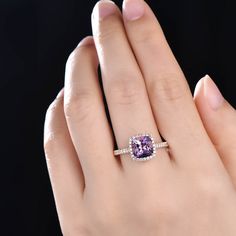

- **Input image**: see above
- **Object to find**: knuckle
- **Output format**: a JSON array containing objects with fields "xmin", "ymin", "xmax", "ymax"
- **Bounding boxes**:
[
  {"xmin": 94, "ymin": 21, "xmax": 121, "ymax": 45},
  {"xmin": 107, "ymin": 73, "xmax": 144, "ymax": 106},
  {"xmin": 149, "ymin": 73, "xmax": 188, "ymax": 102},
  {"xmin": 132, "ymin": 28, "xmax": 168, "ymax": 54},
  {"xmin": 64, "ymin": 90, "xmax": 95, "ymax": 123}
]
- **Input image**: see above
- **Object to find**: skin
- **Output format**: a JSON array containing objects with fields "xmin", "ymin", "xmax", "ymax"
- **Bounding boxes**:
[{"xmin": 44, "ymin": 0, "xmax": 236, "ymax": 235}]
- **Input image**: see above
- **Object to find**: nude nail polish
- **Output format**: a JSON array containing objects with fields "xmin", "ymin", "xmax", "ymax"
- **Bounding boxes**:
[
  {"xmin": 93, "ymin": 0, "xmax": 116, "ymax": 21},
  {"xmin": 123, "ymin": 0, "xmax": 145, "ymax": 21},
  {"xmin": 204, "ymin": 75, "xmax": 224, "ymax": 110}
]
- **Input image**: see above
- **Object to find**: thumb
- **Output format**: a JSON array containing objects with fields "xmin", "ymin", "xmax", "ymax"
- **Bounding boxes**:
[{"xmin": 194, "ymin": 75, "xmax": 236, "ymax": 185}]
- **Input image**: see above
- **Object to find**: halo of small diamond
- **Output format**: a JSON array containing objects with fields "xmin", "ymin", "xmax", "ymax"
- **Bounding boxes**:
[{"xmin": 129, "ymin": 133, "xmax": 156, "ymax": 161}]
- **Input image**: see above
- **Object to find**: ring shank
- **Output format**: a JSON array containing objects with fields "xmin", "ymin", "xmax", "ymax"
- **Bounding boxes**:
[
  {"xmin": 154, "ymin": 142, "xmax": 169, "ymax": 149},
  {"xmin": 114, "ymin": 148, "xmax": 130, "ymax": 156}
]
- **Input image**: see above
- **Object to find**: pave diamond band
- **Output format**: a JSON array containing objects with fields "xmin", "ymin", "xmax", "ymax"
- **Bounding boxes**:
[{"xmin": 114, "ymin": 134, "xmax": 168, "ymax": 161}]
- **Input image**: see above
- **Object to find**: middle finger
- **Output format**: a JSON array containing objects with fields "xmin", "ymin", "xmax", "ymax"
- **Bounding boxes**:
[{"xmin": 92, "ymin": 0, "xmax": 170, "ymax": 173}]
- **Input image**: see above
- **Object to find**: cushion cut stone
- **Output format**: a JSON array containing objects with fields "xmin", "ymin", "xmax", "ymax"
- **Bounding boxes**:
[{"xmin": 131, "ymin": 135, "xmax": 154, "ymax": 158}]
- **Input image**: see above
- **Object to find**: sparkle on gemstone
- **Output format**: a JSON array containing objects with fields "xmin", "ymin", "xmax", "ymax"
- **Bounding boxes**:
[{"xmin": 131, "ymin": 135, "xmax": 154, "ymax": 159}]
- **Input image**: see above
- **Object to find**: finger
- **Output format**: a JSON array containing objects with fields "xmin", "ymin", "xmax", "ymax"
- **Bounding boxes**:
[
  {"xmin": 64, "ymin": 36, "xmax": 119, "ymax": 186},
  {"xmin": 122, "ymin": 0, "xmax": 220, "ymax": 167},
  {"xmin": 44, "ymin": 90, "xmax": 84, "ymax": 230},
  {"xmin": 194, "ymin": 75, "xmax": 236, "ymax": 184},
  {"xmin": 91, "ymin": 0, "xmax": 170, "ymax": 171}
]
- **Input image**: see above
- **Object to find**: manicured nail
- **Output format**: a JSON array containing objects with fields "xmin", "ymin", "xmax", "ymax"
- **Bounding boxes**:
[
  {"xmin": 77, "ymin": 36, "xmax": 94, "ymax": 47},
  {"xmin": 194, "ymin": 78, "xmax": 203, "ymax": 98},
  {"xmin": 92, "ymin": 0, "xmax": 116, "ymax": 21},
  {"xmin": 204, "ymin": 75, "xmax": 224, "ymax": 110},
  {"xmin": 123, "ymin": 0, "xmax": 145, "ymax": 21}
]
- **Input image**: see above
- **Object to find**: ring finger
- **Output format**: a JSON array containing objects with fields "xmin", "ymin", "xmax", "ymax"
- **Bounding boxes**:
[
  {"xmin": 122, "ymin": 0, "xmax": 225, "ymax": 171},
  {"xmin": 92, "ymin": 1, "xmax": 170, "ymax": 174}
]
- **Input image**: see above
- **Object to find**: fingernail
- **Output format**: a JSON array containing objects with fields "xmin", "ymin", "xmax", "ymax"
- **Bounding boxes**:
[
  {"xmin": 92, "ymin": 0, "xmax": 116, "ymax": 21},
  {"xmin": 77, "ymin": 36, "xmax": 94, "ymax": 47},
  {"xmin": 123, "ymin": 0, "xmax": 145, "ymax": 21},
  {"xmin": 194, "ymin": 78, "xmax": 203, "ymax": 98},
  {"xmin": 203, "ymin": 75, "xmax": 224, "ymax": 110}
]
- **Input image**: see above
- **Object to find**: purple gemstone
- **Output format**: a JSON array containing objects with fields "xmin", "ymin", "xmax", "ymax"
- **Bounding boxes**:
[{"xmin": 131, "ymin": 135, "xmax": 154, "ymax": 159}]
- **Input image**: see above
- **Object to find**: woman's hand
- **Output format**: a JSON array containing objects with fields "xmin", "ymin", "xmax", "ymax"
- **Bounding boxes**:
[{"xmin": 44, "ymin": 0, "xmax": 236, "ymax": 235}]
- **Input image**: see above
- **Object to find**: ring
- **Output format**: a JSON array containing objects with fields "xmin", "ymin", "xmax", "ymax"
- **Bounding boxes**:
[{"xmin": 114, "ymin": 134, "xmax": 168, "ymax": 161}]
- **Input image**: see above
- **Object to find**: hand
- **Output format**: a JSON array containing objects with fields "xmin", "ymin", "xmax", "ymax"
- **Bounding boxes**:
[{"xmin": 44, "ymin": 0, "xmax": 236, "ymax": 235}]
